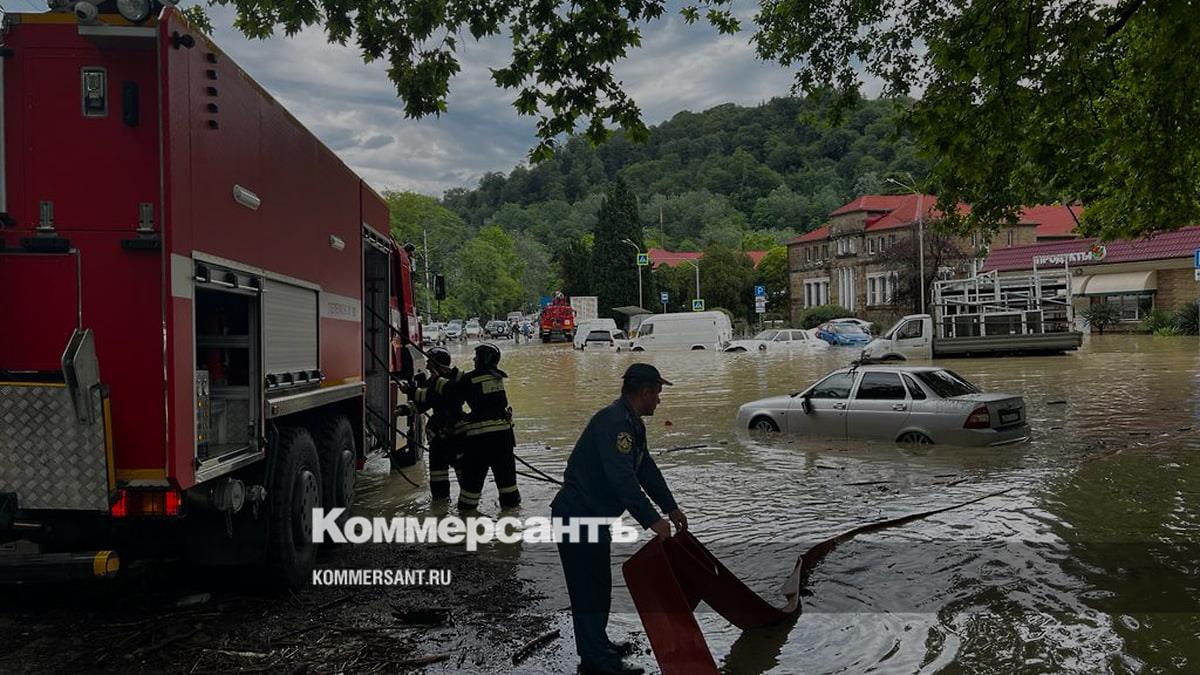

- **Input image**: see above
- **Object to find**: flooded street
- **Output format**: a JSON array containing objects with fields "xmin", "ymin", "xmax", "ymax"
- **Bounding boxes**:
[{"xmin": 357, "ymin": 335, "xmax": 1200, "ymax": 673}]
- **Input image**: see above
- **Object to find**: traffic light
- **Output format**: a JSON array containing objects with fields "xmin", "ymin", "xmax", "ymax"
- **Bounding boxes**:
[{"xmin": 434, "ymin": 274, "xmax": 446, "ymax": 300}]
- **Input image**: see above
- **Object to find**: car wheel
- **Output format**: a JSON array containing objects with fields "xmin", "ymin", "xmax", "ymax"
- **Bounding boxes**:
[
  {"xmin": 691, "ymin": 345, "xmax": 705, "ymax": 350},
  {"xmin": 750, "ymin": 416, "xmax": 780, "ymax": 432},
  {"xmin": 726, "ymin": 347, "xmax": 747, "ymax": 353},
  {"xmin": 897, "ymin": 431, "xmax": 933, "ymax": 445},
  {"xmin": 758, "ymin": 344, "xmax": 767, "ymax": 351},
  {"xmin": 882, "ymin": 354, "xmax": 906, "ymax": 362}
]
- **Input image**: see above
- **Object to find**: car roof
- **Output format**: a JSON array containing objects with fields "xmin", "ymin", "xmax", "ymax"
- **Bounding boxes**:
[{"xmin": 831, "ymin": 365, "xmax": 943, "ymax": 375}]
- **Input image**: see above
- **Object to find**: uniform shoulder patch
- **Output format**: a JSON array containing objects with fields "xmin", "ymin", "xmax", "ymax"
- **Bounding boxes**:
[{"xmin": 616, "ymin": 432, "xmax": 634, "ymax": 454}]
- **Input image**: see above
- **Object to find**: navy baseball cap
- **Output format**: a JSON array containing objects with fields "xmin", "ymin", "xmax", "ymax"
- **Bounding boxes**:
[{"xmin": 622, "ymin": 363, "xmax": 672, "ymax": 386}]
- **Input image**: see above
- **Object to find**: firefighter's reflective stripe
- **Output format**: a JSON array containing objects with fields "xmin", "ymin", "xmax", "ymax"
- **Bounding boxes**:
[
  {"xmin": 459, "ymin": 489, "xmax": 481, "ymax": 505},
  {"xmin": 414, "ymin": 388, "xmax": 430, "ymax": 404},
  {"xmin": 460, "ymin": 419, "xmax": 514, "ymax": 437},
  {"xmin": 429, "ymin": 469, "xmax": 450, "ymax": 480},
  {"xmin": 499, "ymin": 485, "xmax": 519, "ymax": 494}
]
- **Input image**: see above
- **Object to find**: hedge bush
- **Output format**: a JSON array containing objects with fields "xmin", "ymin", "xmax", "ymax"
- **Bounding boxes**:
[{"xmin": 799, "ymin": 304, "xmax": 852, "ymax": 329}]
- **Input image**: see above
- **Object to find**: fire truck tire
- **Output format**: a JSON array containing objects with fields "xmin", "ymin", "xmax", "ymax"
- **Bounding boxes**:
[
  {"xmin": 270, "ymin": 427, "xmax": 322, "ymax": 589},
  {"xmin": 316, "ymin": 415, "xmax": 356, "ymax": 529}
]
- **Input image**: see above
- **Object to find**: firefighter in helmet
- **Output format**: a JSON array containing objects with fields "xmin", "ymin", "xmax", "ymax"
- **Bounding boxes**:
[
  {"xmin": 409, "ymin": 347, "xmax": 465, "ymax": 501},
  {"xmin": 447, "ymin": 343, "xmax": 520, "ymax": 511}
]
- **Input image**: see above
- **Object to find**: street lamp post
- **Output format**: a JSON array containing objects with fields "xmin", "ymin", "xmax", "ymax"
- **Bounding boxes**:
[
  {"xmin": 885, "ymin": 176, "xmax": 926, "ymax": 315},
  {"xmin": 620, "ymin": 238, "xmax": 644, "ymax": 309},
  {"xmin": 683, "ymin": 259, "xmax": 700, "ymax": 301}
]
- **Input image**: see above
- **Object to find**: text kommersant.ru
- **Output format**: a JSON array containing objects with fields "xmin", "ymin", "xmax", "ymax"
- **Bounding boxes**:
[{"xmin": 312, "ymin": 508, "xmax": 641, "ymax": 551}]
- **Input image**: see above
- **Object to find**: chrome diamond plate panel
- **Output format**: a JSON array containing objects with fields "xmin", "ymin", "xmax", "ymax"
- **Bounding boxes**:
[{"xmin": 0, "ymin": 384, "xmax": 109, "ymax": 511}]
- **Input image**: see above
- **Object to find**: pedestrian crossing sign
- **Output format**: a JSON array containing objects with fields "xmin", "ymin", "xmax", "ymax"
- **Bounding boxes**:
[
  {"xmin": 636, "ymin": 253, "xmax": 649, "ymax": 267},
  {"xmin": 692, "ymin": 299, "xmax": 705, "ymax": 311}
]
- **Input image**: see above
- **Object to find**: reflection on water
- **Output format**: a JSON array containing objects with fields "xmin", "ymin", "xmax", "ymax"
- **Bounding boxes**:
[{"xmin": 357, "ymin": 335, "xmax": 1200, "ymax": 673}]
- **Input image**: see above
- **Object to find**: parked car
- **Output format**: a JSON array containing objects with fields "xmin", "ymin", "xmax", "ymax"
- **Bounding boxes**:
[
  {"xmin": 444, "ymin": 320, "xmax": 464, "ymax": 341},
  {"xmin": 628, "ymin": 311, "xmax": 732, "ymax": 351},
  {"xmin": 724, "ymin": 328, "xmax": 825, "ymax": 353},
  {"xmin": 829, "ymin": 317, "xmax": 873, "ymax": 334},
  {"xmin": 421, "ymin": 322, "xmax": 446, "ymax": 345},
  {"xmin": 465, "ymin": 319, "xmax": 483, "ymax": 338},
  {"xmin": 735, "ymin": 365, "xmax": 1030, "ymax": 446},
  {"xmin": 580, "ymin": 328, "xmax": 629, "ymax": 351},
  {"xmin": 815, "ymin": 322, "xmax": 872, "ymax": 347},
  {"xmin": 573, "ymin": 318, "xmax": 619, "ymax": 349},
  {"xmin": 485, "ymin": 320, "xmax": 510, "ymax": 338}
]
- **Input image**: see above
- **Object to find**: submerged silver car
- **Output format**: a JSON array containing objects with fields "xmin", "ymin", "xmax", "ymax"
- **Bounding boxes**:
[{"xmin": 735, "ymin": 365, "xmax": 1030, "ymax": 446}]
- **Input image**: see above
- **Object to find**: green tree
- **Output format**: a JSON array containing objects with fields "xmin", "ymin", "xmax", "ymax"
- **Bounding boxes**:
[
  {"xmin": 221, "ymin": 0, "xmax": 1194, "ymax": 240},
  {"xmin": 755, "ymin": 245, "xmax": 790, "ymax": 315},
  {"xmin": 698, "ymin": 244, "xmax": 756, "ymax": 320},
  {"xmin": 559, "ymin": 235, "xmax": 594, "ymax": 297},
  {"xmin": 591, "ymin": 178, "xmax": 649, "ymax": 315},
  {"xmin": 451, "ymin": 235, "xmax": 523, "ymax": 318}
]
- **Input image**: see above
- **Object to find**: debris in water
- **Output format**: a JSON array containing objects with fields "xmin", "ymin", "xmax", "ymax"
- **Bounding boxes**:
[
  {"xmin": 512, "ymin": 629, "xmax": 561, "ymax": 665},
  {"xmin": 174, "ymin": 593, "xmax": 211, "ymax": 608}
]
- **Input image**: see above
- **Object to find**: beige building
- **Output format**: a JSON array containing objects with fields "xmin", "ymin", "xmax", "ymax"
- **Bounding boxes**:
[
  {"xmin": 786, "ymin": 195, "xmax": 1079, "ymax": 325},
  {"xmin": 981, "ymin": 227, "xmax": 1200, "ymax": 332}
]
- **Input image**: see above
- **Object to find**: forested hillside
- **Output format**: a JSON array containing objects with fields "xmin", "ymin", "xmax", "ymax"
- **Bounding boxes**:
[{"xmin": 388, "ymin": 96, "xmax": 930, "ymax": 319}]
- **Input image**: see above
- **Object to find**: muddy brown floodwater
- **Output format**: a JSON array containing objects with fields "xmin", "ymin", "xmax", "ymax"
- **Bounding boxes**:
[{"xmin": 3, "ymin": 334, "xmax": 1199, "ymax": 674}]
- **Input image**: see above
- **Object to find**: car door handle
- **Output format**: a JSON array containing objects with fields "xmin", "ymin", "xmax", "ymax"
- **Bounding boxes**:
[
  {"xmin": 892, "ymin": 404, "xmax": 907, "ymax": 411},
  {"xmin": 833, "ymin": 403, "xmax": 846, "ymax": 410}
]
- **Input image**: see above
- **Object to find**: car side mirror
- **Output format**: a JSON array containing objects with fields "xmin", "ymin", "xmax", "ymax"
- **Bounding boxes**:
[{"xmin": 801, "ymin": 395, "xmax": 813, "ymax": 414}]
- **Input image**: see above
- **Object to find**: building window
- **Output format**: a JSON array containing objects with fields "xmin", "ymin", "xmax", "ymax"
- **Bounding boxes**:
[
  {"xmin": 868, "ymin": 238, "xmax": 876, "ymax": 254},
  {"xmin": 889, "ymin": 234, "xmax": 896, "ymax": 248},
  {"xmin": 867, "ymin": 272, "xmax": 897, "ymax": 306},
  {"xmin": 804, "ymin": 278, "xmax": 830, "ymax": 307},
  {"xmin": 1092, "ymin": 293, "xmax": 1153, "ymax": 321},
  {"xmin": 837, "ymin": 268, "xmax": 856, "ymax": 311},
  {"xmin": 822, "ymin": 244, "xmax": 829, "ymax": 259},
  {"xmin": 1006, "ymin": 229, "xmax": 1014, "ymax": 246}
]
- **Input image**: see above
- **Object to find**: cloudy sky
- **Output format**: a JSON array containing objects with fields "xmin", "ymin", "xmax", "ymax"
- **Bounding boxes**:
[{"xmin": 201, "ymin": 3, "xmax": 805, "ymax": 198}]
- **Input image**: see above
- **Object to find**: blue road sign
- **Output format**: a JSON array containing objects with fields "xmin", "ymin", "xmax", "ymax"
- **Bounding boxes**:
[
  {"xmin": 692, "ymin": 299, "xmax": 705, "ymax": 312},
  {"xmin": 754, "ymin": 285, "xmax": 766, "ymax": 297},
  {"xmin": 660, "ymin": 291, "xmax": 669, "ymax": 304},
  {"xmin": 636, "ymin": 253, "xmax": 650, "ymax": 267},
  {"xmin": 1195, "ymin": 248, "xmax": 1200, "ymax": 268}
]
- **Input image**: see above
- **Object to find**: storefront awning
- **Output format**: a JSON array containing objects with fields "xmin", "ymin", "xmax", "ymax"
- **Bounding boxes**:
[{"xmin": 1076, "ymin": 270, "xmax": 1157, "ymax": 295}]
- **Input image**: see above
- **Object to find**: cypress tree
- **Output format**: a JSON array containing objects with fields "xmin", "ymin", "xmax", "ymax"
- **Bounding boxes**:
[{"xmin": 591, "ymin": 178, "xmax": 651, "ymax": 318}]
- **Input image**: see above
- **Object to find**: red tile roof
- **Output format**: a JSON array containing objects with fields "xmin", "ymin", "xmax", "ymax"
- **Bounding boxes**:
[
  {"xmin": 865, "ymin": 194, "xmax": 960, "ymax": 232},
  {"xmin": 1020, "ymin": 204, "xmax": 1083, "ymax": 239},
  {"xmin": 829, "ymin": 195, "xmax": 913, "ymax": 216},
  {"xmin": 647, "ymin": 248, "xmax": 769, "ymax": 268},
  {"xmin": 788, "ymin": 225, "xmax": 830, "ymax": 244},
  {"xmin": 980, "ymin": 226, "xmax": 1200, "ymax": 272}
]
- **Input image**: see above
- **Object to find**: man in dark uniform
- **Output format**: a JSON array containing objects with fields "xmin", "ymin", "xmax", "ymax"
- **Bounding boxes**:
[
  {"xmin": 409, "ymin": 347, "xmax": 465, "ymax": 501},
  {"xmin": 551, "ymin": 363, "xmax": 687, "ymax": 675},
  {"xmin": 444, "ymin": 343, "xmax": 521, "ymax": 511}
]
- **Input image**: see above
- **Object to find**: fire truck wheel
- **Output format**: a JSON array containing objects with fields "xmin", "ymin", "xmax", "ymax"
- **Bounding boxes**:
[
  {"xmin": 316, "ymin": 415, "xmax": 356, "ymax": 527},
  {"xmin": 270, "ymin": 427, "xmax": 322, "ymax": 589}
]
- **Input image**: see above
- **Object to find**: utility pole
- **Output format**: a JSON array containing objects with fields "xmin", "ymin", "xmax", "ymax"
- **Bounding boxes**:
[
  {"xmin": 621, "ymin": 238, "xmax": 644, "ymax": 309},
  {"xmin": 684, "ymin": 259, "xmax": 700, "ymax": 298},
  {"xmin": 422, "ymin": 229, "xmax": 433, "ymax": 320},
  {"xmin": 659, "ymin": 206, "xmax": 665, "ymax": 250}
]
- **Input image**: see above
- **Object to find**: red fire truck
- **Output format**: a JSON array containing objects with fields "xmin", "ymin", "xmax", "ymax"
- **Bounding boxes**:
[
  {"xmin": 0, "ymin": 5, "xmax": 424, "ymax": 586},
  {"xmin": 539, "ymin": 293, "xmax": 576, "ymax": 343}
]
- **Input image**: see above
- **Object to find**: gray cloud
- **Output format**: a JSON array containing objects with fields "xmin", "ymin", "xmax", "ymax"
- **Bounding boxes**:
[{"xmin": 203, "ymin": 3, "xmax": 812, "ymax": 197}]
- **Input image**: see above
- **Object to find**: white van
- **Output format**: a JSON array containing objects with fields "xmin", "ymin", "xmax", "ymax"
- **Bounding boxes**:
[
  {"xmin": 628, "ymin": 312, "xmax": 732, "ymax": 351},
  {"xmin": 573, "ymin": 318, "xmax": 619, "ymax": 349}
]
